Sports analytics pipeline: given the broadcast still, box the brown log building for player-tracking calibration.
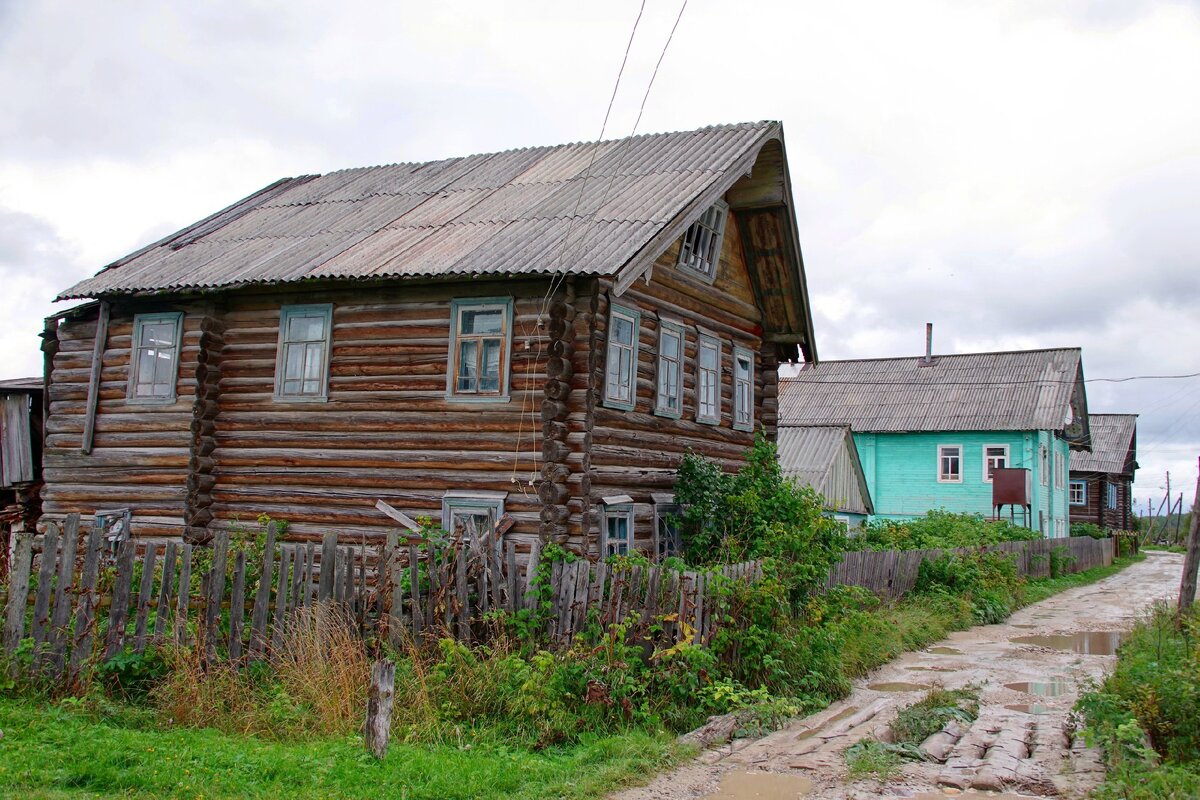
[1068,413,1137,531]
[41,122,817,561]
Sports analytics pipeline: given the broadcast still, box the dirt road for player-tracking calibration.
[615,552,1183,800]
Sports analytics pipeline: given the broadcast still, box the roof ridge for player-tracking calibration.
[792,346,1081,368]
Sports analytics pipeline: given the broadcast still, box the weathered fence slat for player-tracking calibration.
[318,531,337,602]
[272,545,293,655]
[30,525,60,654]
[104,540,137,659]
[204,532,229,659]
[46,516,80,672]
[249,524,277,657]
[3,532,34,654]
[408,544,422,637]
[228,550,247,660]
[175,544,193,647]
[154,541,178,644]
[132,544,158,653]
[68,526,104,678]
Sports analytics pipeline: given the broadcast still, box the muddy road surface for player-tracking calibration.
[614,552,1183,800]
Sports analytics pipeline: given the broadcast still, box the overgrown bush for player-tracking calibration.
[912,551,1024,625]
[850,510,1040,552]
[1070,521,1106,539]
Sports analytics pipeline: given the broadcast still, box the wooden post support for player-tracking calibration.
[81,300,110,455]
[1178,458,1200,613]
[365,659,396,760]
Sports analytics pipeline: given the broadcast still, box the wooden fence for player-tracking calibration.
[1,514,760,682]
[825,535,1115,599]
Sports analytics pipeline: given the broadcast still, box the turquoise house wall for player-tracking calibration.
[852,430,1071,537]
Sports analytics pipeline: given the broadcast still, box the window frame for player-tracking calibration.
[652,493,682,562]
[1040,444,1049,486]
[654,318,686,419]
[937,444,963,483]
[273,304,334,403]
[127,312,184,405]
[676,200,729,282]
[695,334,722,425]
[1054,451,1065,489]
[732,345,755,432]
[1069,480,1086,506]
[1107,483,1118,510]
[603,303,641,411]
[445,297,514,403]
[982,444,1009,483]
[601,501,635,558]
[441,490,507,551]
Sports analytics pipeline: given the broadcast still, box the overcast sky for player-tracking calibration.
[1,0,1197,509]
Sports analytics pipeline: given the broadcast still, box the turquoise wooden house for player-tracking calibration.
[777,348,1090,537]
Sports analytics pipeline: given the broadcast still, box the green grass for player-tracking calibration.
[0,697,683,800]
[1142,545,1186,554]
[1020,553,1145,606]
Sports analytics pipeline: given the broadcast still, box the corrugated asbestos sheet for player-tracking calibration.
[60,122,778,299]
[778,349,1083,433]
[776,425,873,515]
[1071,413,1136,474]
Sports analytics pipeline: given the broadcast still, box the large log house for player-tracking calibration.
[42,122,817,561]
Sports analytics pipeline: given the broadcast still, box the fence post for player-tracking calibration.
[249,523,277,658]
[365,659,396,759]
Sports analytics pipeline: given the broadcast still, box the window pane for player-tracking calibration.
[287,314,326,342]
[662,331,680,359]
[699,343,717,370]
[611,315,633,345]
[480,339,501,392]
[457,340,478,392]
[143,322,175,348]
[136,349,157,390]
[461,308,503,336]
[303,342,323,381]
[451,509,491,540]
[284,342,305,382]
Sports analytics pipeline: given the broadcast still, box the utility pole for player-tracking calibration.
[1178,457,1200,613]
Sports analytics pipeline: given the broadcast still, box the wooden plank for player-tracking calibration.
[692,571,705,644]
[489,544,503,613]
[81,299,110,455]
[476,546,490,616]
[440,547,453,632]
[505,542,519,612]
[228,549,247,660]
[68,525,104,679]
[408,544,422,637]
[342,546,355,606]
[249,523,277,657]
[290,546,305,614]
[104,539,137,659]
[175,544,193,647]
[2,532,34,653]
[272,546,293,654]
[301,541,315,608]
[455,543,470,643]
[29,525,61,657]
[132,544,158,653]
[374,499,421,532]
[380,530,398,636]
[524,540,542,611]
[318,531,338,602]
[204,532,229,659]
[45,514,80,674]
[153,541,178,643]
[365,659,396,759]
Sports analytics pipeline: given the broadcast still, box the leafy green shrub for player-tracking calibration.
[1070,521,1106,539]
[913,551,1023,624]
[889,687,978,744]
[850,510,1040,552]
[94,646,169,701]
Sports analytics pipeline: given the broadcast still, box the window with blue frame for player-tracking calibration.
[128,312,183,403]
[447,298,513,401]
[275,305,333,401]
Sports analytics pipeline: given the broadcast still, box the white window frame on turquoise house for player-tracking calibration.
[128,311,184,404]
[982,444,1009,482]
[937,444,963,483]
[446,297,514,402]
[654,318,685,418]
[676,200,729,282]
[601,495,634,557]
[1040,444,1049,486]
[733,345,754,432]
[604,304,640,411]
[1054,451,1065,489]
[1069,480,1086,506]
[696,334,722,425]
[274,304,333,402]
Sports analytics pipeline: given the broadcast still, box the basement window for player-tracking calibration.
[937,445,962,483]
[601,497,634,558]
[447,298,513,401]
[696,334,722,425]
[655,319,685,418]
[653,493,682,561]
[275,304,333,401]
[604,304,640,411]
[733,346,754,431]
[1069,480,1086,506]
[442,491,506,548]
[676,200,729,281]
[128,312,183,403]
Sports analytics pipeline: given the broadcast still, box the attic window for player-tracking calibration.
[676,200,728,281]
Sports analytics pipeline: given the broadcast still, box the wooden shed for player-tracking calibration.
[41,122,817,561]
[776,425,873,528]
[1,377,43,576]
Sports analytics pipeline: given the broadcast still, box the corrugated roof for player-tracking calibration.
[60,122,781,299]
[779,348,1086,434]
[0,377,42,392]
[776,425,873,515]
[1071,413,1137,474]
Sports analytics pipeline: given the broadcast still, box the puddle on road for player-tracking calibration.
[704,769,813,799]
[867,681,929,692]
[1010,631,1123,654]
[795,706,857,740]
[928,647,963,655]
[1006,703,1053,715]
[1005,677,1070,696]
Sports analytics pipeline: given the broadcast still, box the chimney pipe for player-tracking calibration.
[924,322,933,364]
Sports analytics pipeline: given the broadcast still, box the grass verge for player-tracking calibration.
[0,696,683,800]
[1020,553,1145,606]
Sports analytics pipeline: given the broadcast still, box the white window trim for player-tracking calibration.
[445,297,514,403]
[1040,444,1049,486]
[603,304,641,411]
[274,304,333,402]
[127,311,184,405]
[982,444,1010,483]
[652,492,681,561]
[441,490,507,548]
[696,334,722,425]
[676,200,729,282]
[654,319,686,419]
[1054,451,1065,489]
[601,500,634,558]
[732,345,755,432]
[937,444,963,483]
[1069,480,1086,506]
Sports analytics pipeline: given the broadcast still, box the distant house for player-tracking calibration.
[778,348,1090,537]
[1,377,43,572]
[1069,413,1137,531]
[776,425,873,529]
[40,122,817,562]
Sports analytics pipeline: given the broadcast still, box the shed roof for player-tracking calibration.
[1070,413,1137,475]
[62,122,783,299]
[0,377,43,392]
[779,348,1089,444]
[776,425,873,515]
